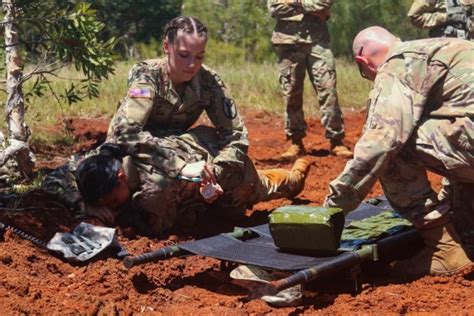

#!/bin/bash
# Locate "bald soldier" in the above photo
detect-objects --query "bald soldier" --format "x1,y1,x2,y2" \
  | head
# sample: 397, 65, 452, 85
408, 0, 473, 40
324, 26, 473, 277
267, 0, 353, 160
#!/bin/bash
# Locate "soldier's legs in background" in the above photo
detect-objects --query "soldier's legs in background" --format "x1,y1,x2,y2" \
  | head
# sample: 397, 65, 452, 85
307, 43, 344, 142
275, 44, 308, 142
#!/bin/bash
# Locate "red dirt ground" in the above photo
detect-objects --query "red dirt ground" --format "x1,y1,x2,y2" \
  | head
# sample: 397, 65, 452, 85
0, 110, 472, 314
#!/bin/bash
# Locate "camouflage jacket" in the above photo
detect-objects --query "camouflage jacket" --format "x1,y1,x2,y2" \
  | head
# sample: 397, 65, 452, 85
325, 38, 474, 213
408, 0, 447, 29
408, 0, 473, 39
267, 0, 333, 44
107, 58, 249, 179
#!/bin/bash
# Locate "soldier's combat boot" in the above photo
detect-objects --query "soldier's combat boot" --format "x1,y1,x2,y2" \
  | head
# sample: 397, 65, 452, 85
391, 222, 472, 279
258, 158, 312, 200
280, 138, 306, 161
330, 140, 353, 158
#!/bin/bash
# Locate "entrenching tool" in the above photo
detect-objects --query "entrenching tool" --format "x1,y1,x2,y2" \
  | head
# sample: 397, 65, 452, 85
0, 221, 129, 262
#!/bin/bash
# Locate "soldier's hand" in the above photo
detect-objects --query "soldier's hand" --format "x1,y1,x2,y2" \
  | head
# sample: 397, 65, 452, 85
81, 202, 117, 226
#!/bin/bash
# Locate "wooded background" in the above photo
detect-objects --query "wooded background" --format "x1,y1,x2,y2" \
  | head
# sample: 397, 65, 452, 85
4, 0, 425, 62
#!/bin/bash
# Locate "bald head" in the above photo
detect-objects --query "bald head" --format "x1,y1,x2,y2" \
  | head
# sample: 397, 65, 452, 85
352, 27, 400, 80
353, 26, 399, 57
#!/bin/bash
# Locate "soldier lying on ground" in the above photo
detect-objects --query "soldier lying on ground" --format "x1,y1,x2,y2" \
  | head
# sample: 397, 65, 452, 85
108, 16, 251, 198
325, 26, 473, 278
43, 127, 312, 235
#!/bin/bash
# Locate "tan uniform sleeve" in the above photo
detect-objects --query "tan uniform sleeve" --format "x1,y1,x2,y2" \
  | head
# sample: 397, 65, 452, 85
408, 0, 448, 29
108, 63, 187, 177
268, 0, 304, 18
204, 72, 249, 174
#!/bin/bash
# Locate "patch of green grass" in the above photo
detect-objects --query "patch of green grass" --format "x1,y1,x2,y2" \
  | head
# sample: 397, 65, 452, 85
212, 58, 372, 116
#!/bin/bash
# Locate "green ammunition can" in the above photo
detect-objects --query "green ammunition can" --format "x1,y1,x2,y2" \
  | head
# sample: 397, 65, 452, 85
269, 206, 344, 253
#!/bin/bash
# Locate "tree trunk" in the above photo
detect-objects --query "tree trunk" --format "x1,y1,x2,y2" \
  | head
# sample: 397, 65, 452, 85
1, 1, 35, 180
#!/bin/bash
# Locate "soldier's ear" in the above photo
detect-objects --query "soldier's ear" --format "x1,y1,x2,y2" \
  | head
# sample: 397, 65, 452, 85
163, 39, 170, 55
355, 55, 368, 66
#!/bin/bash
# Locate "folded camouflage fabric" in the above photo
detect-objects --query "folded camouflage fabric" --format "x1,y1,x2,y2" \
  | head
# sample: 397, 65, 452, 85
47, 222, 127, 262
340, 210, 412, 250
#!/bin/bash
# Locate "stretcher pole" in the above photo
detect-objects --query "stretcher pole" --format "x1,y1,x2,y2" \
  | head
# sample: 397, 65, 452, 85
123, 227, 251, 269
263, 245, 376, 295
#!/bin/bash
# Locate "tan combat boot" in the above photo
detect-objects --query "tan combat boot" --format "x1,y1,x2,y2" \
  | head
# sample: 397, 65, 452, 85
280, 138, 306, 161
330, 140, 353, 158
391, 222, 472, 279
258, 158, 313, 200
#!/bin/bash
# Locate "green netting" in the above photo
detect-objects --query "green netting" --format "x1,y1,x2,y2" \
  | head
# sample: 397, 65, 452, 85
340, 210, 412, 250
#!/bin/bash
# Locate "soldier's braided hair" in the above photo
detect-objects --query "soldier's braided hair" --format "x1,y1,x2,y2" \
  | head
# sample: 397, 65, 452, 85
163, 16, 208, 44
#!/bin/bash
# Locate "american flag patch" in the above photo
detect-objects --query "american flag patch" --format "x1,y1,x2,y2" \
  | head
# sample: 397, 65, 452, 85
128, 88, 152, 99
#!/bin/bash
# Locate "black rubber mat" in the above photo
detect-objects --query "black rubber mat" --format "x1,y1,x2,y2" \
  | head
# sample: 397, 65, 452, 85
178, 198, 421, 271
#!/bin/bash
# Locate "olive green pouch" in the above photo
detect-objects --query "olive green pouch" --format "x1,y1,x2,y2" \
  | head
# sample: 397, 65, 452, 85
269, 206, 344, 253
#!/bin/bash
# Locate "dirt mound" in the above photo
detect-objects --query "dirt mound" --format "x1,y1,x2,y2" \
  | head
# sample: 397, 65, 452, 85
0, 111, 471, 314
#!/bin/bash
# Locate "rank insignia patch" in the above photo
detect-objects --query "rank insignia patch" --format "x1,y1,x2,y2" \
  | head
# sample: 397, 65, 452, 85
128, 88, 152, 99
223, 98, 237, 119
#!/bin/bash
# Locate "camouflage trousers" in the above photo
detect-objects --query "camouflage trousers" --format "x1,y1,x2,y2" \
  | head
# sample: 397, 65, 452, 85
274, 43, 345, 141
380, 117, 474, 259
127, 126, 302, 234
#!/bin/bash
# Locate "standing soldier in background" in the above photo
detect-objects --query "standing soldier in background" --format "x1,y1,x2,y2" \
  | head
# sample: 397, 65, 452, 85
267, 0, 353, 161
408, 0, 473, 40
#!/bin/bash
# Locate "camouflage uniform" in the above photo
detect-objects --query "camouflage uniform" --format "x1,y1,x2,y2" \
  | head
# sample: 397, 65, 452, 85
325, 38, 474, 258
107, 58, 249, 188
43, 127, 307, 235
267, 0, 345, 142
408, 0, 473, 40
461, 0, 474, 38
